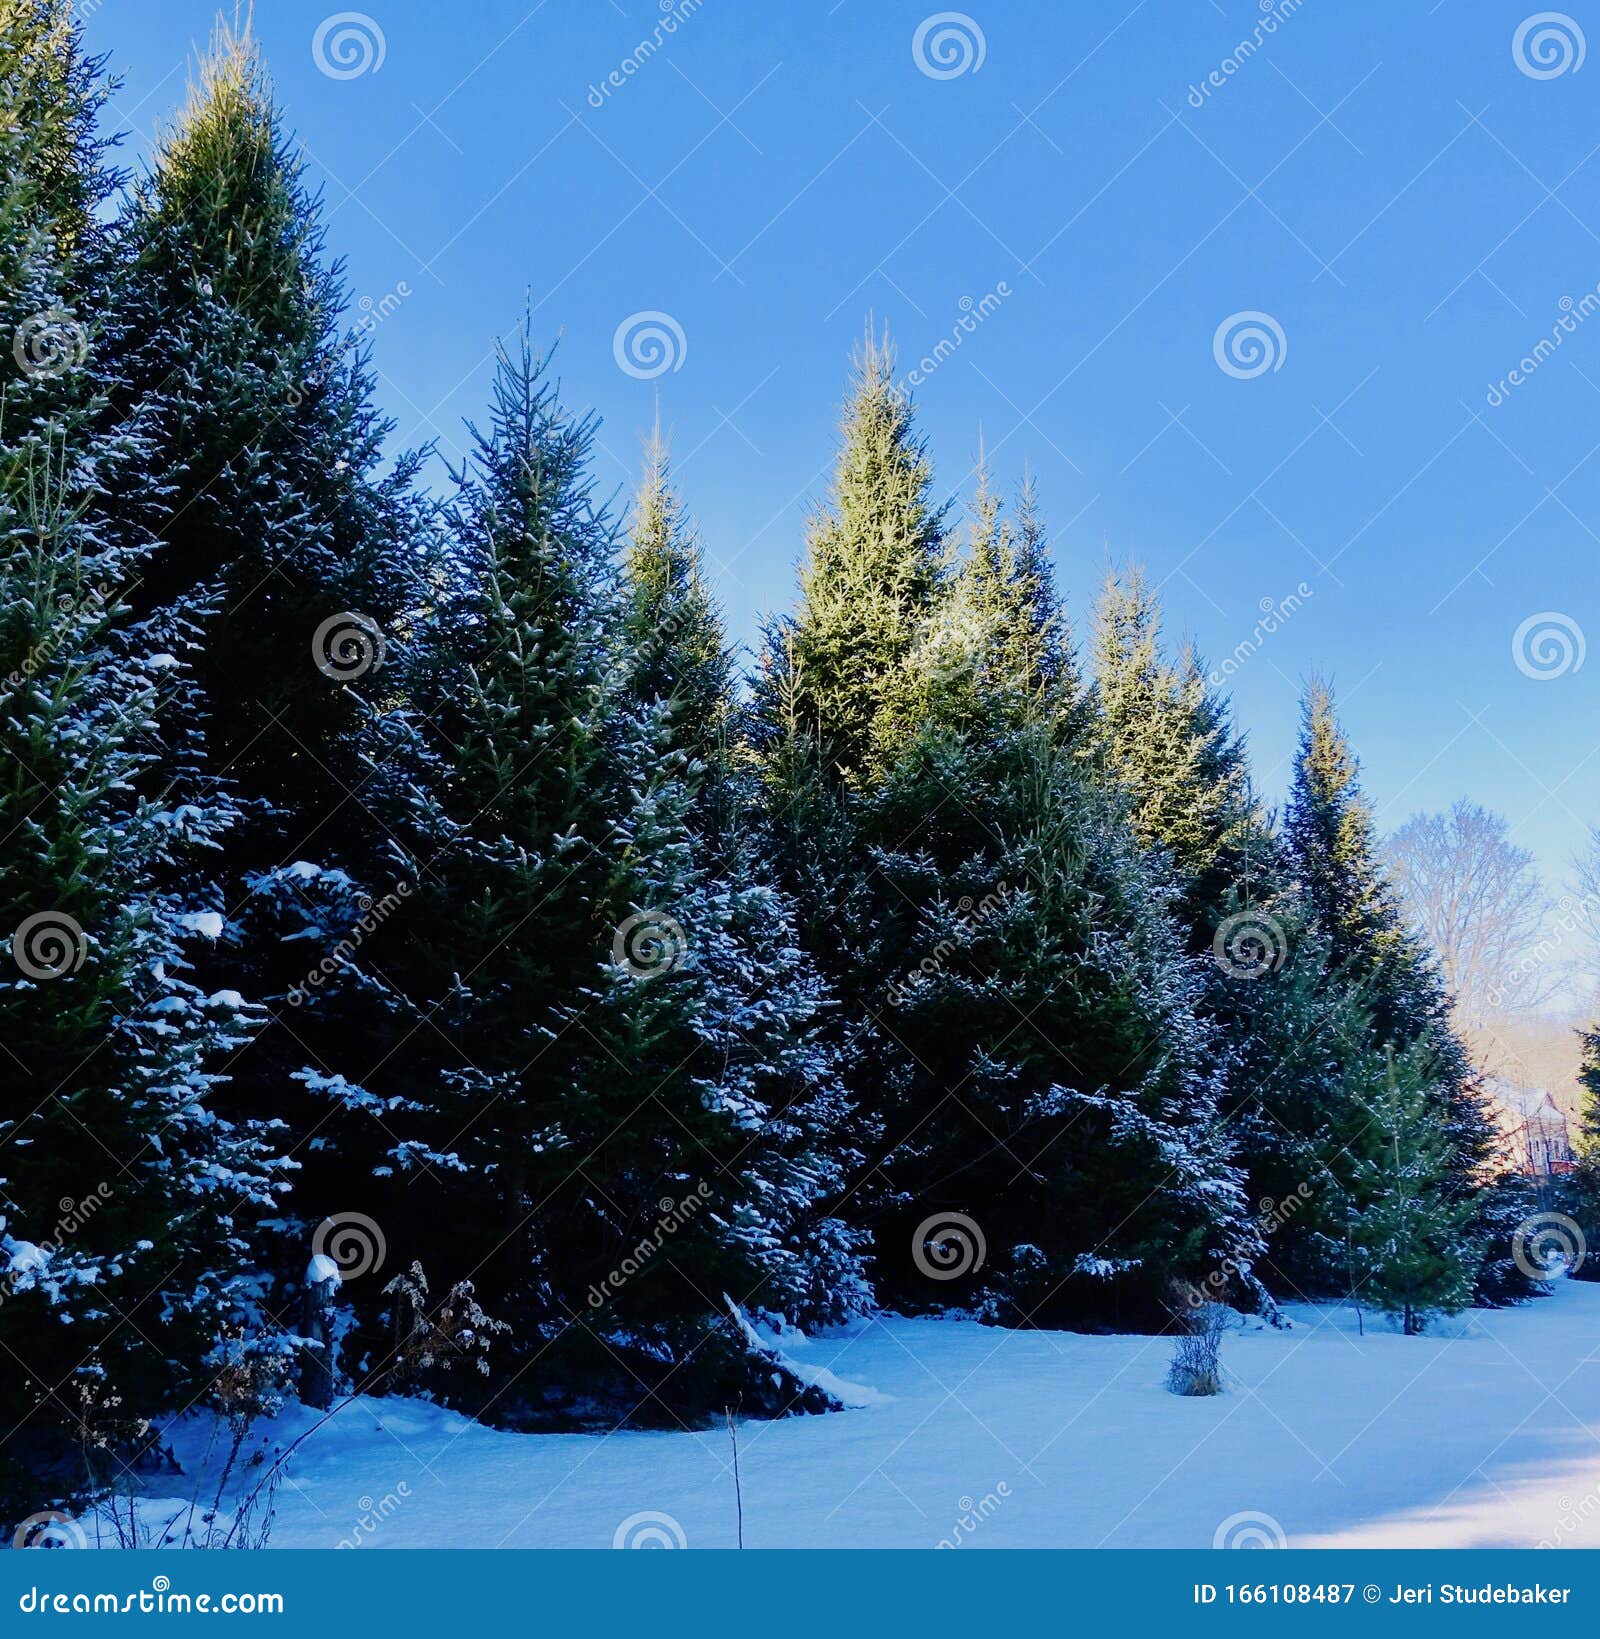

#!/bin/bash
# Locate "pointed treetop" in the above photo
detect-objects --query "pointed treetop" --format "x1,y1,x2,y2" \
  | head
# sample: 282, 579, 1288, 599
1286, 674, 1402, 967
0, 0, 119, 260
784, 323, 947, 783
1092, 562, 1258, 913
140, 12, 326, 348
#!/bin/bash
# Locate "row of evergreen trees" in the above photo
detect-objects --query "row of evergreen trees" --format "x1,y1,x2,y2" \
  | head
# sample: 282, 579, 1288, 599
0, 7, 1543, 1519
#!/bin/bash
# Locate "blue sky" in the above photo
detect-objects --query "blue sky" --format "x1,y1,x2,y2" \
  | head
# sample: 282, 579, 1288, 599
96, 0, 1600, 902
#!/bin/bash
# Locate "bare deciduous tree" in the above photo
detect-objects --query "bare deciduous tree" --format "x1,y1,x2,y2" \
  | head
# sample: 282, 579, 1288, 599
1386, 800, 1555, 1036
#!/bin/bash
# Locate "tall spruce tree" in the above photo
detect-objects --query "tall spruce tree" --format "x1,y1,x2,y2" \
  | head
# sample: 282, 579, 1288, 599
857, 720, 1264, 1326
0, 1, 279, 1519
1283, 678, 1524, 1303
103, 23, 428, 1283
358, 340, 840, 1418
758, 358, 1262, 1324
1341, 1047, 1476, 1333
619, 438, 872, 1326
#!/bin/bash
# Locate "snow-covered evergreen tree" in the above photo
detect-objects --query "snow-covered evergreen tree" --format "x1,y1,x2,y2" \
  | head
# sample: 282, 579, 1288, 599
619, 438, 871, 1326
1341, 1047, 1475, 1334
103, 22, 429, 1282
859, 721, 1264, 1326
0, 1, 279, 1515
1284, 678, 1517, 1299
358, 339, 840, 1416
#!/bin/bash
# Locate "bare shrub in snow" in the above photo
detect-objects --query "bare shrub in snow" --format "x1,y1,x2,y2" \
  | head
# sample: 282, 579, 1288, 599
1165, 1284, 1226, 1397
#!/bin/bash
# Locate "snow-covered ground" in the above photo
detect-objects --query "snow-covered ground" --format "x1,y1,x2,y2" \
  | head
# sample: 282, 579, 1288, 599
137, 1280, 1600, 1550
